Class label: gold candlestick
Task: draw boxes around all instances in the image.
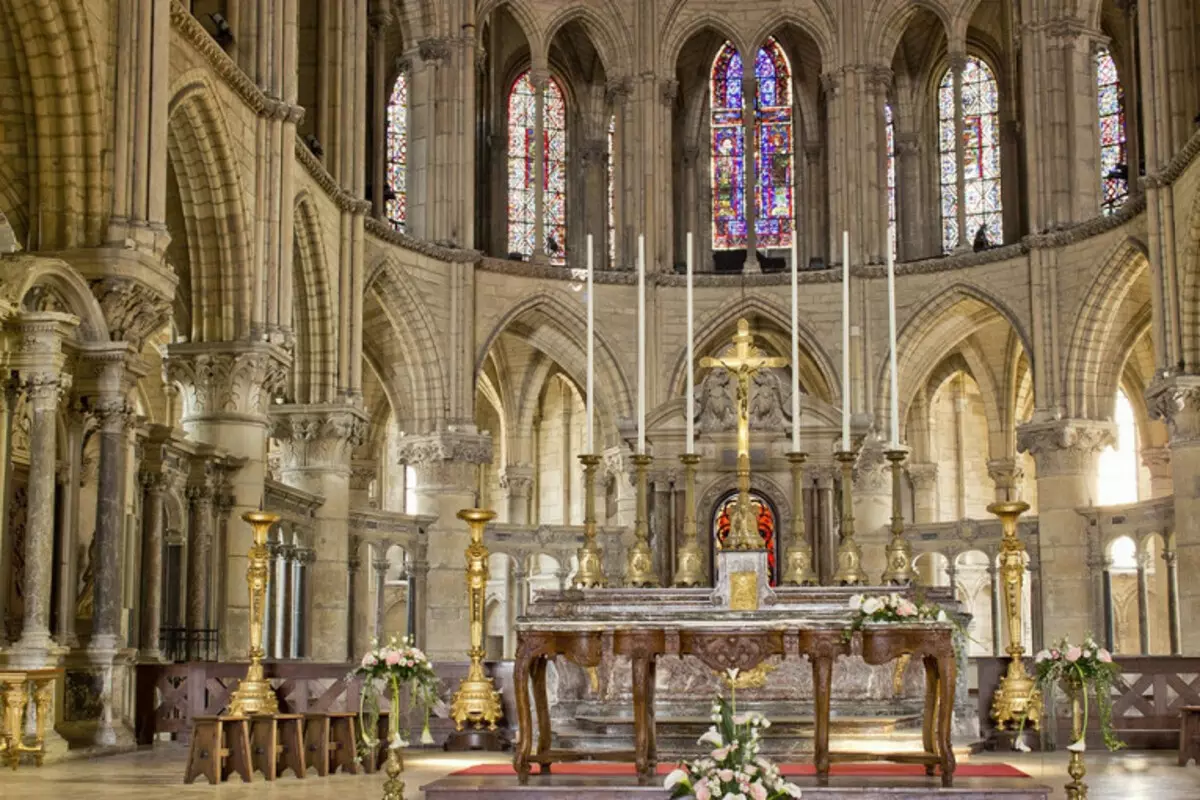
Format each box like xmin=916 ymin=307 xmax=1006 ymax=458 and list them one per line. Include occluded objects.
xmin=832 ymin=450 xmax=866 ymax=586
xmin=450 ymin=508 xmax=503 ymax=731
xmin=988 ymin=500 xmax=1042 ymax=733
xmin=382 ymin=747 xmax=406 ymax=799
xmin=625 ymin=453 xmax=659 ymax=586
xmin=781 ymin=452 xmax=818 ymax=585
xmin=881 ymin=449 xmax=916 ymax=585
xmin=227 ymin=510 xmax=281 ymax=716
xmin=1065 ymin=693 xmax=1087 ymax=799
xmin=673 ymin=453 xmax=705 ymax=586
xmin=575 ymin=454 xmax=607 ymax=588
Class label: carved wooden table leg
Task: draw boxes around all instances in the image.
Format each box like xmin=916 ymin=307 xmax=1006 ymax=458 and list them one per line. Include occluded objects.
xmin=531 ymin=656 xmax=552 ymax=772
xmin=937 ymin=653 xmax=957 ymax=786
xmin=921 ymin=655 xmax=938 ymax=776
xmin=811 ymin=652 xmax=833 ymax=784
xmin=513 ymin=645 xmax=534 ymax=784
xmin=631 ymin=650 xmax=654 ymax=784
xmin=646 ymin=654 xmax=658 ymax=775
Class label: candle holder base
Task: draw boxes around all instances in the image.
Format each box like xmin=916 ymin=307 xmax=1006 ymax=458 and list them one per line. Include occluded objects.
xmin=672 ymin=540 xmax=706 ymax=587
xmin=625 ymin=539 xmax=660 ymax=588
xmin=576 ymin=454 xmax=607 ymax=588
xmin=832 ymin=450 xmax=867 ymax=586
xmin=382 ymin=747 xmax=406 ymax=800
xmin=881 ymin=448 xmax=916 ymax=586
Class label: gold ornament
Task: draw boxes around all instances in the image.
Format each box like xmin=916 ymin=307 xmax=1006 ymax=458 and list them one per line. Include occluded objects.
xmin=575 ymin=454 xmax=607 ymax=588
xmin=227 ymin=510 xmax=280 ymax=716
xmin=1065 ymin=694 xmax=1088 ymax=800
xmin=832 ymin=450 xmax=866 ymax=585
xmin=449 ymin=508 xmax=503 ymax=731
xmin=625 ymin=454 xmax=659 ymax=587
xmin=673 ymin=453 xmax=706 ymax=587
xmin=781 ymin=451 xmax=818 ymax=585
xmin=988 ymin=500 xmax=1043 ymax=733
xmin=721 ymin=662 xmax=778 ymax=690
xmin=881 ymin=449 xmax=916 ymax=585
xmin=382 ymin=747 xmax=406 ymax=800
xmin=729 ymin=572 xmax=759 ymax=611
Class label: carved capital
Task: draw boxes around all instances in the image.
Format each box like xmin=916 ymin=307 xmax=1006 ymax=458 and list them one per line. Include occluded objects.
xmin=1016 ymin=418 xmax=1116 ymax=475
xmin=1140 ymin=446 xmax=1170 ymax=470
xmin=907 ymin=462 xmax=938 ymax=491
xmin=1146 ymin=375 xmax=1200 ymax=445
xmin=350 ymin=459 xmax=378 ymax=491
xmin=90 ymin=277 xmax=171 ymax=349
xmin=20 ymin=370 xmax=70 ymax=410
xmin=579 ymin=138 xmax=608 ymax=167
xmin=894 ymin=132 xmax=920 ymax=156
xmin=853 ymin=440 xmax=891 ymax=494
xmin=866 ymin=65 xmax=894 ymax=93
xmin=270 ymin=403 xmax=369 ymax=472
xmin=418 ymin=37 xmax=451 ymax=66
xmin=660 ymin=78 xmax=679 ymax=107
xmin=605 ymin=75 xmax=633 ymax=105
xmin=164 ymin=341 xmax=291 ymax=423
xmin=500 ymin=464 xmax=535 ymax=496
xmin=396 ymin=428 xmax=492 ymax=466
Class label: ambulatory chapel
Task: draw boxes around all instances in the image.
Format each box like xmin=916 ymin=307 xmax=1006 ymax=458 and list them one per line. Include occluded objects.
xmin=2 ymin=0 xmax=1200 ymax=797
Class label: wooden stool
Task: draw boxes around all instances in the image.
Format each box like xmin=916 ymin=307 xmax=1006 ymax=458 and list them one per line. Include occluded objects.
xmin=184 ymin=715 xmax=252 ymax=784
xmin=303 ymin=713 xmax=330 ymax=777
xmin=328 ymin=711 xmax=360 ymax=775
xmin=249 ymin=714 xmax=306 ymax=781
xmin=1179 ymin=706 xmax=1200 ymax=766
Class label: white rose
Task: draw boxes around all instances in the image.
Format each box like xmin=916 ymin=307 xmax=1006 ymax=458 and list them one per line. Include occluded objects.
xmin=862 ymin=597 xmax=883 ymax=614
xmin=849 ymin=594 xmax=864 ymax=610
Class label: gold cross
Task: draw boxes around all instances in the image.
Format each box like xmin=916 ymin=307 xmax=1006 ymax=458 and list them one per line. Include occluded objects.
xmin=700 ymin=318 xmax=789 ymax=549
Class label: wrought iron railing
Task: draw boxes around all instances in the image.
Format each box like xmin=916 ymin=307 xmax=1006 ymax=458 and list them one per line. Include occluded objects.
xmin=159 ymin=627 xmax=220 ymax=663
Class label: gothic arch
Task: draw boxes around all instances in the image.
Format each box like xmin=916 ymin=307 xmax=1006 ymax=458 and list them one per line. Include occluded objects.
xmin=871 ymin=0 xmax=953 ymax=66
xmin=0 ymin=254 xmax=107 ymax=340
xmin=291 ymin=192 xmax=337 ymax=404
xmin=660 ymin=12 xmax=747 ymax=75
xmin=167 ymin=72 xmax=253 ymax=342
xmin=1063 ymin=236 xmax=1150 ymax=420
xmin=365 ymin=257 xmax=447 ymax=431
xmin=542 ymin=3 xmax=632 ymax=78
xmin=697 ymin=471 xmax=793 ymax=579
xmin=476 ymin=0 xmax=544 ymax=60
xmin=675 ymin=295 xmax=840 ymax=406
xmin=746 ymin=5 xmax=835 ymax=68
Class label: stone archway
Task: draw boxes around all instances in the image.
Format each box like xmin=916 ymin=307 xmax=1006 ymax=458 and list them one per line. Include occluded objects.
xmin=697 ymin=473 xmax=791 ymax=587
xmin=710 ymin=488 xmax=782 ymax=585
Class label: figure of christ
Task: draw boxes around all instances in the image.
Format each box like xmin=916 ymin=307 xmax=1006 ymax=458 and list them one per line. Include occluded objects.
xmin=699 ymin=318 xmax=789 ymax=550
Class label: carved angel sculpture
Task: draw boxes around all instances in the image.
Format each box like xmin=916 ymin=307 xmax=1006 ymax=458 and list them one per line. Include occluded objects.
xmin=695 ymin=368 xmax=736 ymax=433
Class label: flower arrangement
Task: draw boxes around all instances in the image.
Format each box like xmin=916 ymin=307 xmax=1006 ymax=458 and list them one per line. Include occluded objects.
xmin=354 ymin=636 xmax=442 ymax=759
xmin=664 ymin=669 xmax=802 ymax=800
xmin=843 ymin=592 xmax=951 ymax=641
xmin=1026 ymin=635 xmax=1123 ymax=753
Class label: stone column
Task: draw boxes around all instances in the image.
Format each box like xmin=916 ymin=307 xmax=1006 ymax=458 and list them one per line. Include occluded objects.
xmin=500 ymin=466 xmax=533 ymax=525
xmin=1164 ymin=537 xmax=1181 ymax=655
xmin=350 ymin=459 xmax=376 ymax=508
xmin=1017 ymin=419 xmax=1114 ymax=642
xmin=368 ymin=6 xmax=391 ymax=219
xmin=988 ymin=550 xmax=1002 ymax=655
xmin=0 ymin=379 xmax=15 ymax=647
xmin=396 ymin=430 xmax=491 ymax=660
xmin=54 ymin=404 xmax=86 ymax=649
xmin=1137 ymin=549 xmax=1152 ymax=654
xmin=894 ymin=132 xmax=922 ymax=260
xmin=297 ymin=547 xmax=315 ymax=657
xmin=88 ymin=400 xmax=131 ymax=656
xmin=1141 ymin=446 xmax=1173 ymax=497
xmin=372 ymin=552 xmax=388 ymax=641
xmin=908 ymin=463 xmax=938 ymax=523
xmin=504 ymin=560 xmax=525 ymax=659
xmin=138 ymin=470 xmax=168 ymax=661
xmin=279 ymin=543 xmax=296 ymax=658
xmin=409 ymin=541 xmax=428 ymax=649
xmin=347 ymin=537 xmax=363 ymax=657
xmin=1101 ymin=558 xmax=1116 ymax=651
xmin=271 ymin=403 xmax=368 ymax=663
xmin=185 ymin=477 xmax=215 ymax=635
xmin=9 ymin=312 xmax=77 ymax=668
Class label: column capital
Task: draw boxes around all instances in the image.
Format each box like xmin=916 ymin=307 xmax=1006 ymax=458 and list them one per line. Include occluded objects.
xmin=1016 ymin=418 xmax=1116 ymax=474
xmin=853 ymin=439 xmax=891 ymax=494
xmin=894 ymin=132 xmax=920 ymax=156
xmin=164 ymin=340 xmax=291 ymax=424
xmin=1141 ymin=446 xmax=1170 ymax=470
xmin=395 ymin=428 xmax=492 ymax=467
xmin=500 ymin=464 xmax=534 ymax=496
xmin=350 ymin=459 xmax=377 ymax=492
xmin=660 ymin=78 xmax=679 ymax=107
xmin=605 ymin=75 xmax=633 ymax=106
xmin=527 ymin=67 xmax=551 ymax=91
xmin=865 ymin=65 xmax=894 ymax=94
xmin=371 ymin=556 xmax=390 ymax=575
xmin=579 ymin=138 xmax=608 ymax=168
xmin=907 ymin=462 xmax=938 ymax=490
xmin=947 ymin=51 xmax=968 ymax=74
xmin=270 ymin=402 xmax=369 ymax=472
xmin=1146 ymin=374 xmax=1200 ymax=445
xmin=7 ymin=310 xmax=78 ymax=369
xmin=417 ymin=37 xmax=451 ymax=67
xmin=89 ymin=276 xmax=172 ymax=351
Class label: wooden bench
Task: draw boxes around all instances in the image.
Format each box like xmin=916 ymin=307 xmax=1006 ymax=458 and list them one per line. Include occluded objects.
xmin=1180 ymin=706 xmax=1200 ymax=766
xmin=184 ymin=715 xmax=252 ymax=784
xmin=249 ymin=713 xmax=306 ymax=781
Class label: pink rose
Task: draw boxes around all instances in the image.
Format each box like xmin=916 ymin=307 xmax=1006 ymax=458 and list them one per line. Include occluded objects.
xmin=386 ymin=650 xmax=402 ymax=666
xmin=1034 ymin=650 xmax=1050 ymax=663
xmin=1098 ymin=649 xmax=1113 ymax=663
xmin=749 ymin=783 xmax=768 ymax=800
xmin=1065 ymin=646 xmax=1082 ymax=662
xmin=695 ymin=785 xmax=711 ymax=800
xmin=1051 ymin=649 xmax=1060 ymax=659
xmin=897 ymin=600 xmax=918 ymax=617
xmin=717 ymin=769 xmax=734 ymax=782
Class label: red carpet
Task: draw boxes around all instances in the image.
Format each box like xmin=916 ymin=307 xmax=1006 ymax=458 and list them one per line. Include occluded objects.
xmin=455 ymin=762 xmax=1029 ymax=779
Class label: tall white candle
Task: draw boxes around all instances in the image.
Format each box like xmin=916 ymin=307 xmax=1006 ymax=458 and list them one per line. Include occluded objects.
xmin=586 ymin=234 xmax=595 ymax=453
xmin=887 ymin=236 xmax=900 ymax=448
xmin=790 ymin=235 xmax=801 ymax=452
xmin=637 ymin=234 xmax=646 ymax=455
xmin=842 ymin=230 xmax=851 ymax=452
xmin=685 ymin=232 xmax=695 ymax=454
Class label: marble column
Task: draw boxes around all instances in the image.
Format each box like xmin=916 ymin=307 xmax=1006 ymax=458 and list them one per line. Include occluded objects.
xmin=372 ymin=552 xmax=389 ymax=641
xmin=907 ymin=463 xmax=938 ymax=523
xmin=54 ymin=405 xmax=86 ymax=649
xmin=138 ymin=470 xmax=168 ymax=661
xmin=347 ymin=538 xmax=362 ymax=658
xmin=0 ymin=380 xmax=14 ymax=647
xmin=89 ymin=400 xmax=130 ymax=655
xmin=1017 ymin=419 xmax=1114 ymax=643
xmin=1163 ymin=537 xmax=1181 ymax=655
xmin=1137 ymin=549 xmax=1152 ymax=654
xmin=409 ymin=542 xmax=428 ymax=649
xmin=297 ymin=547 xmax=315 ymax=657
xmin=500 ymin=466 xmax=533 ymax=525
xmin=988 ymin=550 xmax=1002 ymax=655
xmin=185 ymin=480 xmax=215 ymax=634
xmin=280 ymin=543 xmax=296 ymax=658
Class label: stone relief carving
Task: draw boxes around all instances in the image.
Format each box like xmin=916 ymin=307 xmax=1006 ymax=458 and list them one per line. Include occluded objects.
xmin=695 ymin=366 xmax=796 ymax=435
xmin=271 ymin=406 xmax=370 ymax=470
xmin=395 ymin=429 xmax=492 ymax=466
xmin=164 ymin=345 xmax=290 ymax=419
xmin=1016 ymin=419 xmax=1116 ymax=473
xmin=90 ymin=277 xmax=172 ymax=350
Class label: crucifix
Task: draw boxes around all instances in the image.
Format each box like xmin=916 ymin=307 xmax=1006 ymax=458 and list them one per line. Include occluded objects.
xmin=700 ymin=318 xmax=789 ymax=550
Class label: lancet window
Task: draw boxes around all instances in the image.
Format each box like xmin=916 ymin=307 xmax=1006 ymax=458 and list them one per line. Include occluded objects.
xmin=507 ymin=70 xmax=568 ymax=265
xmin=937 ymin=57 xmax=1002 ymax=252
xmin=710 ymin=38 xmax=795 ymax=251
xmin=885 ymin=103 xmax=897 ymax=257
xmin=1096 ymin=46 xmax=1128 ymax=214
xmin=607 ymin=114 xmax=616 ymax=264
xmin=385 ymin=72 xmax=408 ymax=231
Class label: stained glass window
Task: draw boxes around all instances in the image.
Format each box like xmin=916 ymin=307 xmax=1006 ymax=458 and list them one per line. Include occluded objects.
xmin=507 ymin=71 xmax=568 ymax=265
xmin=713 ymin=490 xmax=779 ymax=584
xmin=710 ymin=38 xmax=795 ymax=250
xmin=885 ymin=103 xmax=897 ymax=258
xmin=385 ymin=72 xmax=408 ymax=231
xmin=607 ymin=114 xmax=616 ymax=264
xmin=1096 ymin=47 xmax=1128 ymax=214
xmin=938 ymin=57 xmax=1002 ymax=252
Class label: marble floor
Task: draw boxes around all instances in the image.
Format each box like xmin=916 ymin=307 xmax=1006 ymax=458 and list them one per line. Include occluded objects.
xmin=4 ymin=747 xmax=1200 ymax=799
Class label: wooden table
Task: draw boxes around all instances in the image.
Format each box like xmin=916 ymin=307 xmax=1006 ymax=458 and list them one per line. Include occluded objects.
xmin=512 ymin=623 xmax=956 ymax=787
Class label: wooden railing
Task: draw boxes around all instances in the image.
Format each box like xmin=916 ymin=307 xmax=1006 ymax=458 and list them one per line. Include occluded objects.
xmin=976 ymin=655 xmax=1200 ymax=749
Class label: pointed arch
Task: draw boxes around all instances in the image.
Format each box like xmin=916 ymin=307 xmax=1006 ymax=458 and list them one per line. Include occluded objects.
xmin=937 ymin=55 xmax=1002 ymax=252
xmin=745 ymin=4 xmax=836 ymax=68
xmin=0 ymin=254 xmax=106 ymax=340
xmin=660 ymin=13 xmax=746 ymax=76
xmin=542 ymin=2 xmax=632 ymax=79
xmin=167 ymin=72 xmax=253 ymax=342
xmin=291 ymin=192 xmax=337 ymax=403
xmin=475 ymin=0 xmax=545 ymax=60
xmin=871 ymin=0 xmax=953 ymax=65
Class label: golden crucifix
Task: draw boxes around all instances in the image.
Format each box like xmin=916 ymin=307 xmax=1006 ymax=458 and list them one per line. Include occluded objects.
xmin=700 ymin=318 xmax=788 ymax=550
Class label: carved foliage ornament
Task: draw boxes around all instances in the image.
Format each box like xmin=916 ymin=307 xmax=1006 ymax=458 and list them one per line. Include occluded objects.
xmin=1016 ymin=419 xmax=1116 ymax=473
xmin=164 ymin=348 xmax=289 ymax=419
xmin=395 ymin=430 xmax=492 ymax=466
xmin=270 ymin=408 xmax=369 ymax=469
xmin=1146 ymin=377 xmax=1200 ymax=443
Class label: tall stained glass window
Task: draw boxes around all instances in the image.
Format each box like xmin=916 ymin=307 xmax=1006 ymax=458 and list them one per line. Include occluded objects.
xmin=885 ymin=103 xmax=897 ymax=257
xmin=507 ymin=71 xmax=568 ymax=265
xmin=385 ymin=73 xmax=408 ymax=230
xmin=607 ymin=114 xmax=616 ymax=264
xmin=710 ymin=38 xmax=795 ymax=251
xmin=937 ymin=57 xmax=1002 ymax=252
xmin=1096 ymin=47 xmax=1128 ymax=214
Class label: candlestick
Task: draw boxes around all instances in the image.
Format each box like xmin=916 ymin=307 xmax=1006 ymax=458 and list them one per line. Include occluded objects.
xmin=227 ymin=510 xmax=281 ymax=716
xmin=575 ymin=454 xmax=606 ymax=588
xmin=790 ymin=235 xmax=801 ymax=451
xmin=637 ymin=234 xmax=646 ymax=455
xmin=842 ymin=230 xmax=850 ymax=452
xmin=881 ymin=448 xmax=916 ymax=585
xmin=625 ymin=454 xmax=658 ymax=586
xmin=672 ymin=453 xmax=704 ymax=587
xmin=686 ymin=232 xmax=695 ymax=454
xmin=832 ymin=449 xmax=866 ymax=586
xmin=781 ymin=452 xmax=817 ymax=585
xmin=586 ymin=233 xmax=595 ymax=453
xmin=887 ymin=237 xmax=899 ymax=447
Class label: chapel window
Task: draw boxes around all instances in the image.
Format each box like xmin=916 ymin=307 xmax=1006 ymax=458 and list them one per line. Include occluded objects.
xmin=607 ymin=114 xmax=616 ymax=264
xmin=885 ymin=103 xmax=897 ymax=257
xmin=1096 ymin=46 xmax=1129 ymax=214
xmin=710 ymin=38 xmax=795 ymax=251
xmin=507 ymin=70 xmax=568 ymax=265
xmin=1097 ymin=389 xmax=1139 ymax=505
xmin=385 ymin=72 xmax=408 ymax=231
xmin=937 ymin=56 xmax=1002 ymax=253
